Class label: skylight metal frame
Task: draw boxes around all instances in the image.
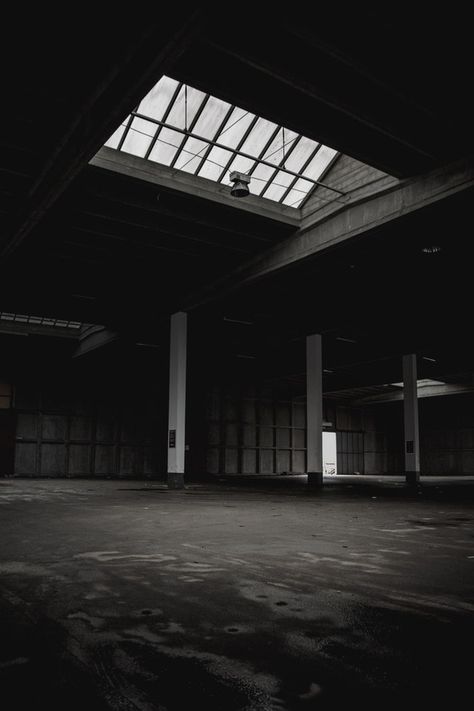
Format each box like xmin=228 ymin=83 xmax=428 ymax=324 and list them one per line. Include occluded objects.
xmin=168 ymin=92 xmax=211 ymax=169
xmin=0 ymin=312 xmax=82 ymax=329
xmin=143 ymin=81 xmax=183 ymax=161
xmin=106 ymin=76 xmax=341 ymax=209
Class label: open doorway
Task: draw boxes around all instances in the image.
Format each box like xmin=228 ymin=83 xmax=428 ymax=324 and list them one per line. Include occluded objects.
xmin=323 ymin=431 xmax=337 ymax=476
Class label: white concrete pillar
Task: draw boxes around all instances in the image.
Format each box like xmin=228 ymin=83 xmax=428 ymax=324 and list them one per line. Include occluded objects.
xmin=306 ymin=333 xmax=323 ymax=487
xmin=403 ymin=353 xmax=420 ymax=484
xmin=167 ymin=312 xmax=187 ymax=488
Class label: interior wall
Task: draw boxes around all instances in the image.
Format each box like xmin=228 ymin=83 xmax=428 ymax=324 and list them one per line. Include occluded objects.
xmin=361 ymin=393 xmax=474 ymax=476
xmin=203 ymin=388 xmax=368 ymax=476
xmin=362 ymin=403 xmax=404 ymax=475
xmin=5 ymin=329 xmax=474 ymax=479
xmin=205 ymin=384 xmax=308 ymax=475
xmin=13 ymin=376 xmax=165 ymax=477
xmin=335 ymin=406 xmax=365 ymax=474
xmin=419 ymin=393 xmax=474 ymax=475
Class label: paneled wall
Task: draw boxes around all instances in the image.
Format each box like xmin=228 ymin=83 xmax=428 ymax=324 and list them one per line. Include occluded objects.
xmin=362 ymin=404 xmax=403 ymax=475
xmin=10 ymin=366 xmax=474 ymax=479
xmin=14 ymin=379 xmax=165 ymax=477
xmin=337 ymin=431 xmax=364 ymax=474
xmin=334 ymin=406 xmax=364 ymax=474
xmin=361 ymin=394 xmax=474 ymax=476
xmin=204 ymin=387 xmax=371 ymax=476
xmin=420 ymin=394 xmax=474 ymax=475
xmin=205 ymin=385 xmax=307 ymax=475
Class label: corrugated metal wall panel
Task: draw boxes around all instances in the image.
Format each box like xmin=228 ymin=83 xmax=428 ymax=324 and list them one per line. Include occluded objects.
xmin=337 ymin=430 xmax=364 ymax=474
xmin=205 ymin=386 xmax=306 ymax=475
xmin=13 ymin=381 xmax=164 ymax=477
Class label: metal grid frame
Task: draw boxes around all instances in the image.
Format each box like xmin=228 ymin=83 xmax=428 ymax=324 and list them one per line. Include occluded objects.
xmin=0 ymin=312 xmax=82 ymax=329
xmin=105 ymin=75 xmax=340 ymax=209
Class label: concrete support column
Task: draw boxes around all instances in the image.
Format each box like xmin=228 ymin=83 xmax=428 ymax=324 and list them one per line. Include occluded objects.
xmin=306 ymin=333 xmax=323 ymax=487
xmin=403 ymin=353 xmax=420 ymax=485
xmin=167 ymin=312 xmax=187 ymax=489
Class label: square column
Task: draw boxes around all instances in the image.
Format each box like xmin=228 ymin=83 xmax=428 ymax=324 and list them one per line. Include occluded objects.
xmin=306 ymin=333 xmax=323 ymax=487
xmin=403 ymin=353 xmax=420 ymax=485
xmin=167 ymin=312 xmax=187 ymax=489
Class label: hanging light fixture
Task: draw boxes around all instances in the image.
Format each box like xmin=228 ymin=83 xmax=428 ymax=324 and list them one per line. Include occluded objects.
xmin=229 ymin=171 xmax=251 ymax=198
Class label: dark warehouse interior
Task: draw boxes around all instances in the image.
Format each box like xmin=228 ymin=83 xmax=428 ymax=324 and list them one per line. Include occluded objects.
xmin=1 ymin=9 xmax=474 ymax=710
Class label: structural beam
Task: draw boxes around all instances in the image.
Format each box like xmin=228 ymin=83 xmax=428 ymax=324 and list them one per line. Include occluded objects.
xmin=181 ymin=157 xmax=474 ymax=311
xmin=352 ymin=382 xmax=474 ymax=405
xmin=73 ymin=325 xmax=118 ymax=357
xmin=91 ymin=148 xmax=299 ymax=226
xmin=403 ymin=354 xmax=420 ymax=485
xmin=306 ymin=334 xmax=323 ymax=487
xmin=167 ymin=312 xmax=187 ymax=489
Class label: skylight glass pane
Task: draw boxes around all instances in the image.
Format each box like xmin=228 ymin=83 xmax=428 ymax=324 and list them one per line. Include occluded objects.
xmin=148 ymin=127 xmax=182 ymax=166
xmin=283 ymin=136 xmax=319 ymax=173
xmin=121 ymin=117 xmax=155 ymax=157
xmin=166 ymin=85 xmax=207 ymax=130
xmin=262 ymin=128 xmax=299 ymax=166
xmin=222 ymin=155 xmax=256 ymax=184
xmin=105 ymin=124 xmax=126 ymax=149
xmin=217 ymin=108 xmax=255 ymax=148
xmin=247 ymin=163 xmax=277 ymax=195
xmin=101 ymin=75 xmax=340 ymax=212
xmin=138 ymin=76 xmax=179 ymax=121
xmin=240 ymin=117 xmax=278 ymax=157
xmin=289 ymin=198 xmax=304 ymax=209
xmin=0 ymin=313 xmax=84 ymax=328
xmin=281 ymin=178 xmax=314 ymax=206
xmin=193 ymin=96 xmax=232 ymax=139
xmin=263 ymin=171 xmax=294 ymax=201
xmin=303 ymin=146 xmax=338 ymax=181
xmin=198 ymin=146 xmax=234 ymax=181
xmin=174 ymin=137 xmax=208 ymax=173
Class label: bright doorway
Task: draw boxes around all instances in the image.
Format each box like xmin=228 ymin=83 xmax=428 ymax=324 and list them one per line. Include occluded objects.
xmin=323 ymin=431 xmax=337 ymax=476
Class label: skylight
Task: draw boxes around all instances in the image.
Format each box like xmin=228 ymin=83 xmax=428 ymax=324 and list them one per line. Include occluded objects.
xmin=104 ymin=76 xmax=338 ymax=209
xmin=391 ymin=379 xmax=446 ymax=388
xmin=0 ymin=313 xmax=82 ymax=329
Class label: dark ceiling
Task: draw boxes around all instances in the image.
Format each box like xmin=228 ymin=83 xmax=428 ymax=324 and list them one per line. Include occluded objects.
xmin=169 ymin=10 xmax=474 ymax=177
xmin=0 ymin=165 xmax=293 ymax=330
xmin=0 ymin=9 xmax=472 ymax=390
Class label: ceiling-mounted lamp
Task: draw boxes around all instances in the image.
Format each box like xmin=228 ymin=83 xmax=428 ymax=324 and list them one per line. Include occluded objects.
xmin=229 ymin=171 xmax=251 ymax=198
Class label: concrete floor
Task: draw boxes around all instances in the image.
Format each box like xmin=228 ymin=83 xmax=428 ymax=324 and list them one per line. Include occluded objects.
xmin=1 ymin=476 xmax=474 ymax=710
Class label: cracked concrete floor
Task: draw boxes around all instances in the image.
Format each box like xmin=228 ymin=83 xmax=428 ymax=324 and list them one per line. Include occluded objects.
xmin=1 ymin=476 xmax=474 ymax=710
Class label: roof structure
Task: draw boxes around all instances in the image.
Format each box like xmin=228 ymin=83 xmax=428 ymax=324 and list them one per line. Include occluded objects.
xmin=105 ymin=76 xmax=338 ymax=209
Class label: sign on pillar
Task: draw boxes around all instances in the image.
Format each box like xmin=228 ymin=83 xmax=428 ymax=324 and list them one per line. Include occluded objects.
xmin=167 ymin=312 xmax=187 ymax=489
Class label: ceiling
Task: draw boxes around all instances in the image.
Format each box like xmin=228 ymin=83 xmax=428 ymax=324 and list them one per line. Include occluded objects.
xmin=0 ymin=9 xmax=473 ymax=391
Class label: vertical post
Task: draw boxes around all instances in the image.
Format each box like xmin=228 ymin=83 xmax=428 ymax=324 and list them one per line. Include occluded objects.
xmin=403 ymin=353 xmax=420 ymax=485
xmin=168 ymin=312 xmax=187 ymax=489
xmin=306 ymin=333 xmax=323 ymax=487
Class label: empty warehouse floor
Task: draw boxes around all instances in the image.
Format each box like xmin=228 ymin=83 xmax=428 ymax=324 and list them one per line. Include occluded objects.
xmin=1 ymin=477 xmax=474 ymax=710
